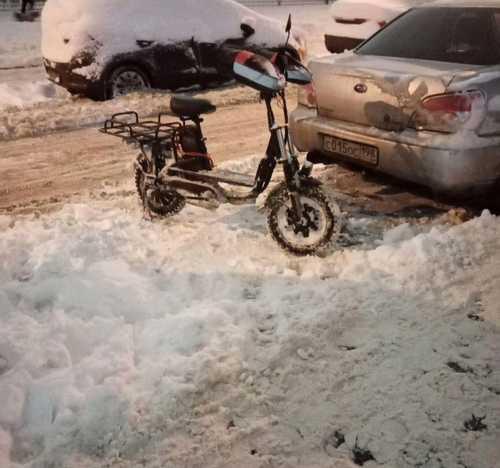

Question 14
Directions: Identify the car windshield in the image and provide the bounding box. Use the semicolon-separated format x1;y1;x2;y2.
357;7;500;66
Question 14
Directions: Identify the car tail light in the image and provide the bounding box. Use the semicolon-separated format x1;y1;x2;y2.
422;93;481;113
412;90;486;133
298;83;317;109
377;20;387;28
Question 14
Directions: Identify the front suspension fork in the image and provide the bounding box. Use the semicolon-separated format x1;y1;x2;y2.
274;127;306;219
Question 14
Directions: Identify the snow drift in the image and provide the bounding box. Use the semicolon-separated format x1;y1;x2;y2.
0;162;499;466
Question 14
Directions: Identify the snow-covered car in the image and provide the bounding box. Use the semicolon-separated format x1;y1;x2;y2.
324;0;422;54
291;0;500;195
41;0;306;100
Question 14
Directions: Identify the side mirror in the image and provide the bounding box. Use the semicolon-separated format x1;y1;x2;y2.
241;22;255;39
286;14;292;34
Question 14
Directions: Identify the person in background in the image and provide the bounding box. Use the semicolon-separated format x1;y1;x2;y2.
20;0;35;14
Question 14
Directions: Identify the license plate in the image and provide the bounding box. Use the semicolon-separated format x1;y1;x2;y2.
323;135;379;166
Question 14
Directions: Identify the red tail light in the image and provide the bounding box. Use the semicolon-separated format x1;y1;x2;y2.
421;93;480;113
377;20;387;28
413;90;486;133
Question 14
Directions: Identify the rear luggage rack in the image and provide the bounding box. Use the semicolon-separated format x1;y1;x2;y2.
99;111;181;145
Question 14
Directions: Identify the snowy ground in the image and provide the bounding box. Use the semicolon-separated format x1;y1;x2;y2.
0;11;40;69
1;5;500;468
0;156;499;468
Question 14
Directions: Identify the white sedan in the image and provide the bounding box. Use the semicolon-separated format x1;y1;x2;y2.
325;0;425;53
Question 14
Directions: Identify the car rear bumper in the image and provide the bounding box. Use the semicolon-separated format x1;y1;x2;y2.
290;105;500;195
43;58;102;99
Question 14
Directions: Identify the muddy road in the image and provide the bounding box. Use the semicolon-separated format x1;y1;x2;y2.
0;97;463;219
0;101;270;214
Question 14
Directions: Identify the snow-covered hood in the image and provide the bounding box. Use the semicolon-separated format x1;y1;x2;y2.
41;0;293;63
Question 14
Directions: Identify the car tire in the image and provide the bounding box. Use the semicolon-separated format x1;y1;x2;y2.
106;65;151;99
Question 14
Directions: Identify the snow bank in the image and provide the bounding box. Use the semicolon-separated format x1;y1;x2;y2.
0;166;499;466
0;80;68;108
0;84;259;140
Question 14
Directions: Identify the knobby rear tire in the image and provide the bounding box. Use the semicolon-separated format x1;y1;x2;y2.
135;163;185;218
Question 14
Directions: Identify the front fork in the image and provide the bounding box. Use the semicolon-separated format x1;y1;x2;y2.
273;125;314;219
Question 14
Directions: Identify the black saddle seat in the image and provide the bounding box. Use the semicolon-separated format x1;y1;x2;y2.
170;95;216;118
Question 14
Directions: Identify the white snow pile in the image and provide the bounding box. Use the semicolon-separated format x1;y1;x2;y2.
0;84;259;140
0;80;68;109
0;165;499;467
42;0;297;79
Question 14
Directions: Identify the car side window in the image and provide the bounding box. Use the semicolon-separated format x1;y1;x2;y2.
159;43;198;72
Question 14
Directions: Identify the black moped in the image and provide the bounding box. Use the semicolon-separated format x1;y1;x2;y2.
100;17;342;255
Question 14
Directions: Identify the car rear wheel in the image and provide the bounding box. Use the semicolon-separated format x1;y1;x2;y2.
107;65;151;99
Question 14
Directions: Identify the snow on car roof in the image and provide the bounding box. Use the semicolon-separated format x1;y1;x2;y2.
332;0;428;8
42;0;290;63
425;0;500;7
329;0;430;22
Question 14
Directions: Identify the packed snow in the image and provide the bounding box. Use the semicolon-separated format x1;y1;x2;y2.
0;79;68;108
0;85;259;140
0;156;499;467
0;11;40;69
